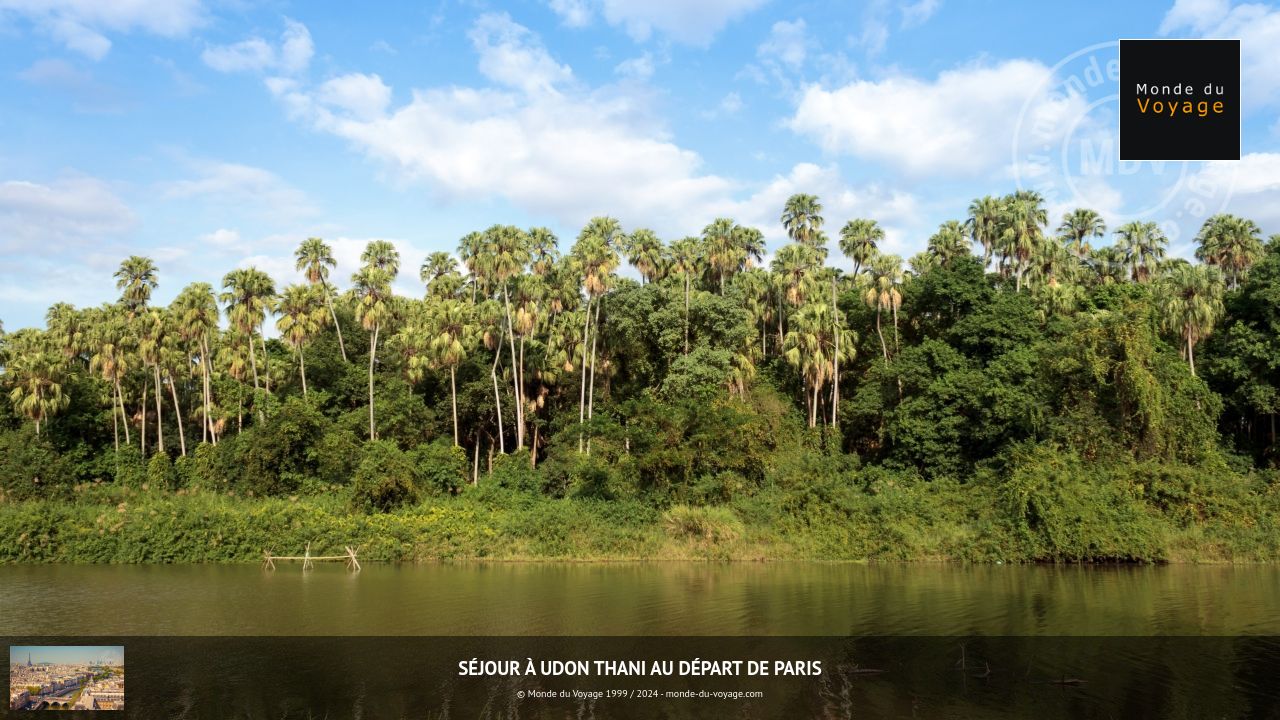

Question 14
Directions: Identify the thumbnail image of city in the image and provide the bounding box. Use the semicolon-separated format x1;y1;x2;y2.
9;646;123;711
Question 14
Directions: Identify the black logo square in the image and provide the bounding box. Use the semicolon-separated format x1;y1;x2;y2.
1119;39;1240;161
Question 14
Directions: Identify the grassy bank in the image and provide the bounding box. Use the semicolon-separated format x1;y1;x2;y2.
4;453;1278;564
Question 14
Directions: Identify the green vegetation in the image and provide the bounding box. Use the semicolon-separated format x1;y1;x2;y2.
2;194;1279;563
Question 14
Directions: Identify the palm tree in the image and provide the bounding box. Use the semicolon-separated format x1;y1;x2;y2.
1057;208;1107;258
669;236;702;355
430;297;474;446
1195;214;1263;290
966;195;1003;266
528;227;560;277
626;228;665;284
353;241;400;440
5;329;68;436
771;243;821;306
839;219;883;277
1114;221;1167;283
863;253;904;363
927;220;971;267
571;217;622;453
88;306;131;450
420;251;461;298
702;217;741;293
781;193;824;248
1158;263;1224;375
276;284;324;396
221;268;276;417
137;308;167;454
114;256;157;317
172;283;219;444
998;191;1047;291
295;237;348;361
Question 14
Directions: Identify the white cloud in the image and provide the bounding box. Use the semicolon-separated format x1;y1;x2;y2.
1198;152;1280;232
201;227;242;249
549;0;592;27
161;161;317;223
546;0;768;45
1160;0;1280;109
901;0;942;28
0;176;136;252
0;0;205;59
614;53;655;80
202;18;313;75
788;59;1062;177
317;73;392;120
470;13;573;95
273;15;736;237
757;19;808;70
729;162;922;253
17;58;128;112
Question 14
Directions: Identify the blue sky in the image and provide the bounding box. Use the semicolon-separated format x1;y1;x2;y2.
2;0;1279;329
9;645;123;665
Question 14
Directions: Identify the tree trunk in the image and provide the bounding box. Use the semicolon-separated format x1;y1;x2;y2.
491;329;506;454
201;336;215;446
831;278;840;430
116;379;130;444
112;390;120;452
501;284;524;449
683;276;690;355
168;373;187;457
472;438;480;485
260;330;271;394
140;383;147;455
531;424;539;469
450;366;459;446
323;280;347;362
154;365;165;454
299;346;308;396
876;310;889;363
587;298;602;456
1187;336;1196;376
579;297;592;453
368;324;379;440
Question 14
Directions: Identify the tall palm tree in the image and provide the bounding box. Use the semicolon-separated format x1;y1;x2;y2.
172;283;219;445
998;191;1047;291
221;267;276;419
5;329;68;436
114;256;157;317
927;220;971;267
839;219;883;277
1195;214;1264;290
626;228;665;284
966;195;1003;266
1113;221;1167;283
1057;208;1107;258
88;306;131;450
781;193;824;248
863;253;904;363
669;236;702;355
771;243;821;306
353;241;400;440
420;252;460;298
702;217;742;293
276;284;324;396
430;297;474;446
571;217;622;453
528;227;560;277
295;237;348;361
137;308;167;455
1158;263;1225;376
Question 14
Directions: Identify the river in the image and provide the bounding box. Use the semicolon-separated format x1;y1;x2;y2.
4;563;1279;718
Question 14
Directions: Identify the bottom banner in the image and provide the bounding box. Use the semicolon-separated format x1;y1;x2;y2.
5;636;1280;719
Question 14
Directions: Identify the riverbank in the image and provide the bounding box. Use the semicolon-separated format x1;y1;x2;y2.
3;457;1278;564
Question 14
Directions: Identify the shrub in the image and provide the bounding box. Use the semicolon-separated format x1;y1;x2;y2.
662;504;743;543
146;451;176;491
0;427;76;500
350;440;419;513
411;440;470;496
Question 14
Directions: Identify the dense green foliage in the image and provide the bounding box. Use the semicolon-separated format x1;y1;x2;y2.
2;194;1278;562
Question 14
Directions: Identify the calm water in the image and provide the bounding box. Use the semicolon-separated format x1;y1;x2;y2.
2;562;1278;636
